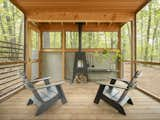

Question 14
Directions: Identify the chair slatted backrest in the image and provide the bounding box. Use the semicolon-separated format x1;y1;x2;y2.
117;71;141;103
128;71;142;89
19;74;44;103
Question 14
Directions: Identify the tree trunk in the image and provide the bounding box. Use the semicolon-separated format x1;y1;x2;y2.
4;1;14;61
69;32;73;48
0;16;7;41
18;19;23;45
16;19;23;59
127;23;131;41
11;5;17;60
88;32;92;48
110;33;113;48
53;32;56;48
151;12;159;62
140;13;144;60
104;32;107;48
144;4;152;61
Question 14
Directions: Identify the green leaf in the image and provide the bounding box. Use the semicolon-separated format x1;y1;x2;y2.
0;0;4;4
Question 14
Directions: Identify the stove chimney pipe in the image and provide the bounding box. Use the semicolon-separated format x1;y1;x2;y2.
77;23;83;51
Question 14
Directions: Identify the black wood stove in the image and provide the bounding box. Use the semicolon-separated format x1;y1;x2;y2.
72;23;88;83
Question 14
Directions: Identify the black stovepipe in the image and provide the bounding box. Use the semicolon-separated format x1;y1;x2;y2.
77;23;83;52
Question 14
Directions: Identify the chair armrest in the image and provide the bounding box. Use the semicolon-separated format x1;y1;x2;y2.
29;77;51;83
98;81;127;90
35;81;64;90
109;77;129;84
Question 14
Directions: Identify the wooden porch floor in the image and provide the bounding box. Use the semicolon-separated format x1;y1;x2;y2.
0;82;160;120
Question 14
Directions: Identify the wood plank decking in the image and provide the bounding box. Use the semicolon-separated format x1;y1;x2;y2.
0;82;160;120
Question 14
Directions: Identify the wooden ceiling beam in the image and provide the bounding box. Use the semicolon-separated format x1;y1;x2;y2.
39;23;122;32
26;12;134;23
10;0;150;24
23;7;136;13
14;0;145;8
15;0;145;2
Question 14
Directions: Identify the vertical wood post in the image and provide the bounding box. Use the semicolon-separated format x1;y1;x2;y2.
131;21;134;78
39;31;43;78
62;29;66;80
131;16;137;78
24;16;26;76
118;29;122;78
134;16;137;72
25;21;31;79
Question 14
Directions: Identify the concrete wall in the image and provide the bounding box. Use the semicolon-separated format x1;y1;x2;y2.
31;62;39;80
41;53;62;80
31;50;39;80
65;53;75;80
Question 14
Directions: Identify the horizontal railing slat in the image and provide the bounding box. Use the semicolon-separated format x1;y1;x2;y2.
0;81;23;91
0;39;24;101
0;69;18;75
0;64;23;69
0;61;25;65
0;77;20;85
0;74;18;80
0;83;24;97
0;46;24;50
0;40;23;46
0;51;24;54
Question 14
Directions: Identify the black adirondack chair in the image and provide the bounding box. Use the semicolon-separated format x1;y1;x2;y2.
94;71;142;115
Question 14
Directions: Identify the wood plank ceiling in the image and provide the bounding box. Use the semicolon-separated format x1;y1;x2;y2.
10;0;150;23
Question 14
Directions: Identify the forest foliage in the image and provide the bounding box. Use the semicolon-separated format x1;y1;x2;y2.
0;0;24;44
136;0;160;62
122;0;160;62
0;0;24;62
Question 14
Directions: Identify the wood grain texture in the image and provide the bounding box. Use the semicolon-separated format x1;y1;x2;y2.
40;48;119;53
26;22;41;79
27;12;134;23
10;0;150;23
0;82;160;120
39;23;121;32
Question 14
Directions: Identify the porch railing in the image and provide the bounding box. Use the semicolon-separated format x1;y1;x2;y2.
0;40;25;102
